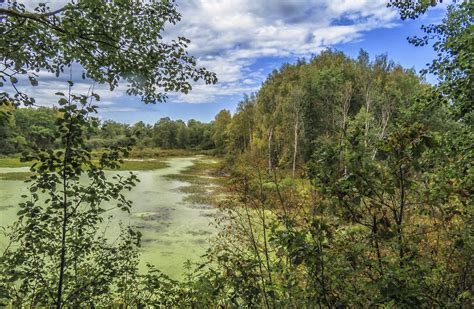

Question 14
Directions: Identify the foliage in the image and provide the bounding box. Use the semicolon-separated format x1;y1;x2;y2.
0;0;472;307
409;1;473;123
0;0;216;106
175;1;472;307
0;106;219;155
388;0;443;20
0;90;132;305
156;2;472;305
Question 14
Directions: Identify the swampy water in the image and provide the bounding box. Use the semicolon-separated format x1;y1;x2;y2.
0;157;216;279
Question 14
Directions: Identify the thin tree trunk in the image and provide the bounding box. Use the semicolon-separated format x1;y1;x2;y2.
372;214;383;272
260;205;275;308
364;89;371;147
292;106;300;177
372;107;391;160
268;127;273;172
57;76;74;309
340;83;352;176
292;123;298;177
57;123;71;309
249;127;253;151
257;172;275;308
397;164;406;268
244;200;271;309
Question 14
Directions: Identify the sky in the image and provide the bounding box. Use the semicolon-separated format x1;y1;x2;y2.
8;0;449;124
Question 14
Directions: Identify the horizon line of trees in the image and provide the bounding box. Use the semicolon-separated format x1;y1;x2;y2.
0;105;231;155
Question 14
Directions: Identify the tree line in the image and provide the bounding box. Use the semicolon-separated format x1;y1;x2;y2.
212;49;425;171
0;48;426;162
181;1;472;306
0;105;225;154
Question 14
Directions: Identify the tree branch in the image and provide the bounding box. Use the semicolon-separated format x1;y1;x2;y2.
0;7;68;18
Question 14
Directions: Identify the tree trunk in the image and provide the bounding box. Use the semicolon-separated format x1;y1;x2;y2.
268;127;273;172
249;127;253;151
340;83;352;176
57;195;67;309
397;164;406;268
292;119;298;177
364;89;371;147
372;107;391;160
57;120;72;309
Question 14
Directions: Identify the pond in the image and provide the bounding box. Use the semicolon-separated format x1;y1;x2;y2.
0;156;217;279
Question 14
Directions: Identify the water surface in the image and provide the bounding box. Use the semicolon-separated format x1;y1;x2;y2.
0;157;216;279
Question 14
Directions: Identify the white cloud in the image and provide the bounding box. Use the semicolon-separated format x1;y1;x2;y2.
160;0;400;103
99;107;140;113
11;0;401;106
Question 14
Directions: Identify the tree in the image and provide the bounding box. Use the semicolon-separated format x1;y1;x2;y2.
388;0;443;19
0;90;141;306
0;0;217;107
389;0;473;123
227;95;256;157
176;120;189;149
256;70;280;171
0;103;18;154
285;85;305;177
212;109;231;154
15;107;60;150
131;121;153;148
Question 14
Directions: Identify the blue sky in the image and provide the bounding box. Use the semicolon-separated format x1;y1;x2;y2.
14;0;448;124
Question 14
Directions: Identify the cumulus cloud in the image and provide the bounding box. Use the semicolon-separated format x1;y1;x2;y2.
9;0;403;108
163;0;400;103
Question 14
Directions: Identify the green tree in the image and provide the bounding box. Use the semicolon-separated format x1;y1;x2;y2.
0;90;142;306
0;0;217;106
212;109;231;154
131;121;153;148
390;0;473;123
152;117;178;148
176;120;190;149
227;95;256;155
0;103;19;154
15;107;60;150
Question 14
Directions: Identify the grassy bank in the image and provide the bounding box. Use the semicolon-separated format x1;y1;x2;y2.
0;148;212;169
91;148;214;159
0;158;169;172
0;157;31;168
0;172;34;181
116;159;169;171
0;149;222;184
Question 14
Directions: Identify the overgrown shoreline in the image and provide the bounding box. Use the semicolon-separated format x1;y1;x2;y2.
165;156;227;207
0;149;219;180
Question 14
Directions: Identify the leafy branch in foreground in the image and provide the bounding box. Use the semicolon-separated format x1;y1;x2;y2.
390;0;473;123
0;0;217;106
0;86;175;307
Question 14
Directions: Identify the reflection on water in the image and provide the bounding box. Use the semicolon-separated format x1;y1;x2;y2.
0;157;216;279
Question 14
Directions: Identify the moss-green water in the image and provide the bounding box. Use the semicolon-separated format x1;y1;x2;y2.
0;157;218;280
